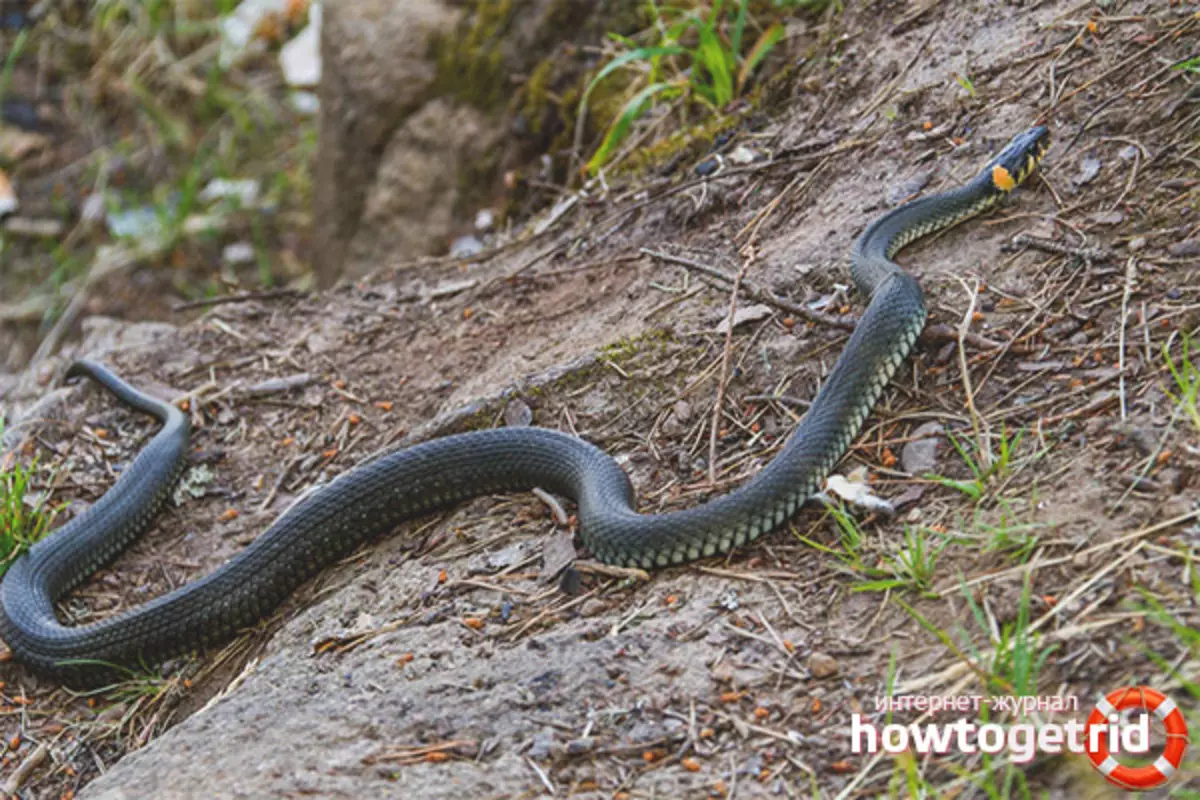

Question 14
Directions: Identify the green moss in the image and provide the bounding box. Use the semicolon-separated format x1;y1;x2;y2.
520;57;556;136
600;328;674;364
430;0;517;110
617;113;739;177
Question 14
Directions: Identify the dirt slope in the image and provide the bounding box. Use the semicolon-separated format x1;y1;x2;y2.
1;1;1198;797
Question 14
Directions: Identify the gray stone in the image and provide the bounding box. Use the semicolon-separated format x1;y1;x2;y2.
900;421;944;475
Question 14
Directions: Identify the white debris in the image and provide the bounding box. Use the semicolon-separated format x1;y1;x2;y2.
223;242;257;265
219;0;290;68
715;304;773;334
474;208;495;232
199;178;260;207
80;192;107;224
280;3;322;87
288;91;320;115
825;469;896;516
726;144;760;165
449;235;484;259
173;465;215;505
107;206;165;241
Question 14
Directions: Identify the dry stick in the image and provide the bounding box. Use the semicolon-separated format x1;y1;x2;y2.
736;159;829;244
953;276;988;463
1055;17;1196;109
640;247;1001;349
934;508;1200;597
30;235;140;365
1009;233;1110;263
595;138;873;233
710;248;755;483
1118;255;1136;421
1029;541;1147;636
171;288;304;312
857;21;941;122
1;743;49;795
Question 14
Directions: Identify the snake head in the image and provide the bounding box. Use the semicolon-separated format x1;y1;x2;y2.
987;125;1050;193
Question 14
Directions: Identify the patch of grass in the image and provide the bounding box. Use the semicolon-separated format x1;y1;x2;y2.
1164;332;1200;433
794;500;882;576
855;526;947;596
928;426;1026;503
1172;56;1200;73
582;0;790;173
963;574;1055;697
66;657;193;748
1135;577;1200;795
974;513;1044;563
0;28;29;112
1137;568;1200;700
0;432;59;576
890;591;1047;798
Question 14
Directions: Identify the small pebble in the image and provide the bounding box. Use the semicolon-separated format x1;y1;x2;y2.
580;598;607;618
901;422;944;475
503;399;533;427
1075;156;1102;185
1168;238;1200;258
449;235;484;259
807;652;840;679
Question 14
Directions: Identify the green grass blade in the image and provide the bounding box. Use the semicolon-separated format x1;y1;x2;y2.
737;23;784;93
731;0;748;55
695;26;735;106
581;45;686;108
585;81;674;174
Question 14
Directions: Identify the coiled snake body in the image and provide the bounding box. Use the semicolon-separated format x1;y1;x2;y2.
0;127;1049;679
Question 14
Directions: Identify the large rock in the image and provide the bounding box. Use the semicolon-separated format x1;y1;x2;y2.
313;0;640;287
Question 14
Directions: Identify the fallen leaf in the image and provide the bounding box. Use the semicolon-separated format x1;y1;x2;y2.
715;304;773;334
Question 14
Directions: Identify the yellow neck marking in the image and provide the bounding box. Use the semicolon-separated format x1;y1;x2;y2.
992;165;1017;192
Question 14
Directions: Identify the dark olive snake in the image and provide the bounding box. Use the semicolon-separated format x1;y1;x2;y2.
0;127;1049;680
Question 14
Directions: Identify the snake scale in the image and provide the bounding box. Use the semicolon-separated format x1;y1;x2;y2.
0;126;1049;680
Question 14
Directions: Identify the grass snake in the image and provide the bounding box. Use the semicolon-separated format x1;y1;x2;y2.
0;126;1049;680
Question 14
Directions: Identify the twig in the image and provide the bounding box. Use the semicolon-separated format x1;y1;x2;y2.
744;394;811;409
531;487;569;525
2;743;48;795
934;508;1200;597
736;159;828;244
642;247;852;331
1008;233;1110;263
1118;256;1136;420
640;248;1001;349
527;757;556;795
572;560;651;582
171;288;304;312
710;248;755;483
953;276;987;463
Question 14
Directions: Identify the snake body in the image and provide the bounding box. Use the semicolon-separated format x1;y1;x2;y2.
0;127;1048;679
